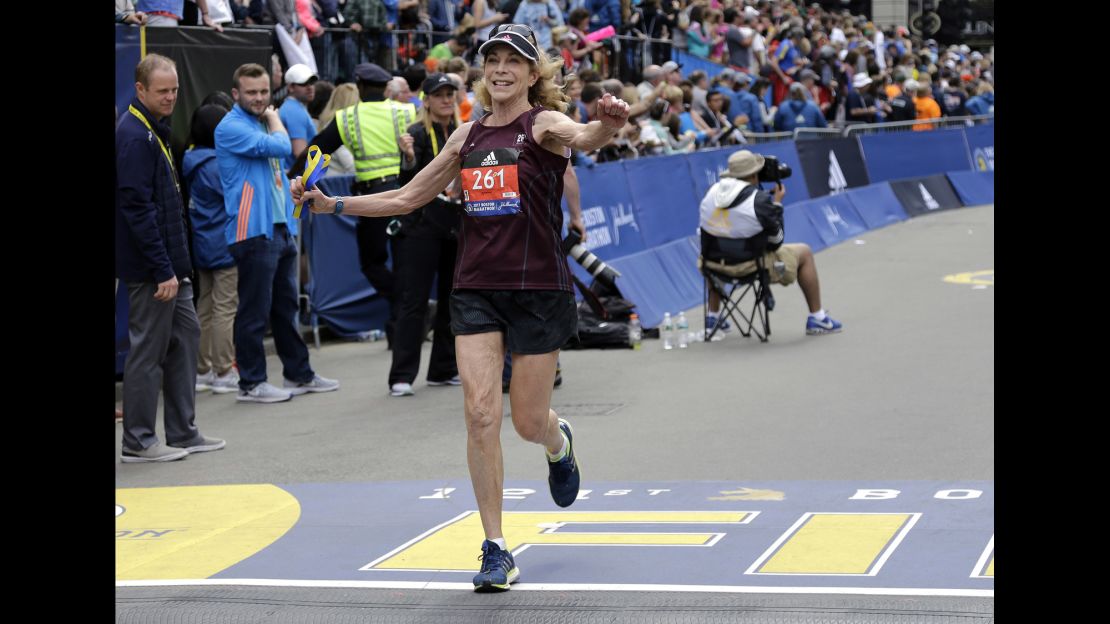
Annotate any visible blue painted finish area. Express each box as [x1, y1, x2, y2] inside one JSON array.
[[214, 481, 994, 593]]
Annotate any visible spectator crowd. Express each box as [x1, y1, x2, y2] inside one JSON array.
[[114, 0, 993, 454], [119, 0, 994, 165]]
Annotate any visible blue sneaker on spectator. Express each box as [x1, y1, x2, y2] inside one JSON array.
[[473, 540, 519, 592], [706, 313, 731, 333], [806, 314, 843, 335], [547, 418, 580, 508]]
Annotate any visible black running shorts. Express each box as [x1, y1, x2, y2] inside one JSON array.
[[450, 290, 578, 355]]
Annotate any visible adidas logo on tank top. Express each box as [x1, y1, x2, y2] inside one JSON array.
[[481, 152, 499, 167]]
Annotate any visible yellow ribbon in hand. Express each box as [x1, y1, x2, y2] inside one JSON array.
[[294, 145, 332, 219]]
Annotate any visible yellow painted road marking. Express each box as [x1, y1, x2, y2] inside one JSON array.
[[750, 513, 918, 575], [709, 487, 785, 501], [365, 511, 752, 572], [116, 485, 300, 580], [943, 270, 994, 286], [971, 536, 994, 578]]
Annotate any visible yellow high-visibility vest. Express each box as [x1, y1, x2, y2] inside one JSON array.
[[336, 99, 416, 182]]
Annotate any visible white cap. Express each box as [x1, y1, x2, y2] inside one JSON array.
[[285, 64, 318, 86]]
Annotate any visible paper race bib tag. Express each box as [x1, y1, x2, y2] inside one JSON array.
[[461, 148, 521, 216]]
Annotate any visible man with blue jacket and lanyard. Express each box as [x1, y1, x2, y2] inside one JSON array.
[[215, 62, 340, 404], [117, 53, 225, 462]]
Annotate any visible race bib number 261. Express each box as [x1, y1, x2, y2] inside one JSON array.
[[461, 148, 521, 216]]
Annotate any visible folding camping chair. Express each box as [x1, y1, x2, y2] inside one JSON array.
[[698, 229, 775, 342]]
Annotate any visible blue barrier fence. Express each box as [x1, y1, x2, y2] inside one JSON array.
[[115, 124, 994, 371], [963, 123, 995, 172], [293, 124, 994, 333], [857, 128, 974, 183]]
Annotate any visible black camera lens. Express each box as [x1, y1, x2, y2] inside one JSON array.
[[757, 155, 792, 183]]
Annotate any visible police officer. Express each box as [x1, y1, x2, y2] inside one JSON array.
[[290, 63, 417, 345]]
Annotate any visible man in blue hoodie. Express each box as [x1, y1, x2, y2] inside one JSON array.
[[117, 54, 225, 463], [773, 82, 827, 132], [964, 81, 994, 117], [215, 63, 340, 404]]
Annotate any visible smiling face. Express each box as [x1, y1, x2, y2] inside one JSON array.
[[482, 46, 538, 108]]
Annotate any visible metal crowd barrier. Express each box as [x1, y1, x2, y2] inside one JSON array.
[[793, 127, 845, 140], [843, 115, 993, 136], [741, 131, 794, 144], [736, 114, 992, 145]]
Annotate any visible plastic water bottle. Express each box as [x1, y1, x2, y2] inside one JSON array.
[[628, 313, 642, 350], [662, 312, 674, 350], [677, 312, 690, 348]]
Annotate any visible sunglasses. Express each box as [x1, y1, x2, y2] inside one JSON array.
[[491, 23, 538, 47]]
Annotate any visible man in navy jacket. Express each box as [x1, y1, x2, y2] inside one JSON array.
[[116, 54, 225, 463]]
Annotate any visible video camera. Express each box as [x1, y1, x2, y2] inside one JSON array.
[[757, 155, 792, 184], [562, 230, 621, 290]]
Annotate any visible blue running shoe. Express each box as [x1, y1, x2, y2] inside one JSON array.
[[806, 314, 843, 335], [547, 418, 580, 507], [473, 540, 519, 592]]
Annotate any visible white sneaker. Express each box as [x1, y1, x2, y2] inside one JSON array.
[[237, 382, 293, 403], [283, 374, 340, 396], [390, 382, 415, 397], [210, 369, 240, 394], [195, 370, 216, 392]]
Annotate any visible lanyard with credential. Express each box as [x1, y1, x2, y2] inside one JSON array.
[[428, 121, 456, 157], [128, 105, 180, 192]]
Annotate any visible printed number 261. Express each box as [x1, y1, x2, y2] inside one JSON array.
[[470, 168, 504, 190]]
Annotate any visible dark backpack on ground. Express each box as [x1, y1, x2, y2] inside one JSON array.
[[562, 276, 639, 350]]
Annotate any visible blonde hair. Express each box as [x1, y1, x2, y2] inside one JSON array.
[[663, 85, 684, 106], [317, 83, 360, 131], [474, 46, 569, 113]]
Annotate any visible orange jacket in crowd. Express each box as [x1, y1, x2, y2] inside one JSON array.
[[912, 95, 941, 131]]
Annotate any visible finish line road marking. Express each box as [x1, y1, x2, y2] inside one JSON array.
[[116, 480, 993, 596]]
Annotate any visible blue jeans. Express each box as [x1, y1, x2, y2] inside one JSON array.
[[230, 225, 313, 390]]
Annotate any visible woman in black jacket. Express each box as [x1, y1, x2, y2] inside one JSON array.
[[387, 73, 464, 397]]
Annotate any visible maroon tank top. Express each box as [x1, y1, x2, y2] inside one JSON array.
[[454, 106, 571, 292]]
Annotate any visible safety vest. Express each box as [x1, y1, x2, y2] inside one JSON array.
[[336, 100, 417, 182]]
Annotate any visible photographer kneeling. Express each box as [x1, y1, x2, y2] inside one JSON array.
[[700, 150, 843, 336]]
